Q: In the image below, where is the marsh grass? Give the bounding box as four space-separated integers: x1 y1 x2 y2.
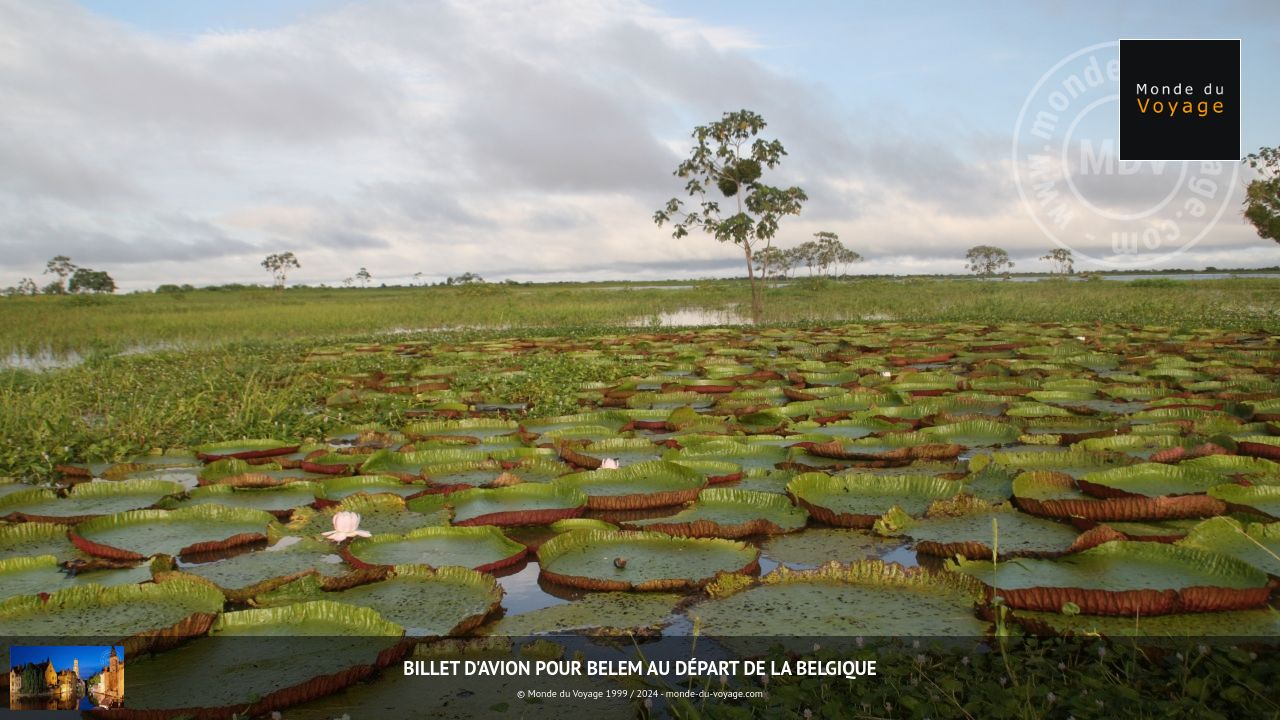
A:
2 278 1277 358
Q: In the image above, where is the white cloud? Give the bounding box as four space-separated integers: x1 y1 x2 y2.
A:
0 0 1271 292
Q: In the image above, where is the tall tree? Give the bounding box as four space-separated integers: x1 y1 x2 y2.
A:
1243 147 1280 244
1039 248 1074 274
43 255 77 294
965 245 1014 277
68 268 116 294
654 110 807 322
355 267 372 287
261 252 300 290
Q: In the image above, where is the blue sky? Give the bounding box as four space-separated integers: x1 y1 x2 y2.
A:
1 1 1277 290
10 645 123 679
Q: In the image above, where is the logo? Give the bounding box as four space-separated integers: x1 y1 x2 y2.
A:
1012 41 1239 267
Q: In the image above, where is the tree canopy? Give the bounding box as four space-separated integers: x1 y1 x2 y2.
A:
654 109 807 321
1243 147 1280 244
965 245 1014 277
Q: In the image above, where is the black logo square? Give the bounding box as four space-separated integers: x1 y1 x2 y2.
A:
1119 39 1240 161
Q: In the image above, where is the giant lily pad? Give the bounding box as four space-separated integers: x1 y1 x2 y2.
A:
786 472 962 528
1209 483 1280 519
917 420 1020 446
1078 463 1223 498
553 460 707 510
0 522 76 562
71 505 279 561
408 483 587 526
171 481 324 517
879 501 1088 559
322 474 429 500
195 439 301 461
949 540 1272 615
359 449 488 480
688 561 987 638
290 494 450 538
255 565 501 637
161 536 349 601
0 554 152 602
537 530 759 591
620 488 808 538
487 592 683 636
1013 470 1226 521
761 529 900 569
0 479 184 523
1177 517 1280 576
344 526 526 573
0 576 224 644
120 601 404 716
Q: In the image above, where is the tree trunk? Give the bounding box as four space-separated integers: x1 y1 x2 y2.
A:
743 244 762 323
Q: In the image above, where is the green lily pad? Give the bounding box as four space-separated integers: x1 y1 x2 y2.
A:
1177 517 1280 576
1209 484 1280 519
72 505 279 560
0 575 224 638
1079 463 1223 497
345 526 526 573
487 592 683 636
0 522 76 562
689 561 987 637
918 420 1020 446
0 479 184 521
322 474 429 500
194 439 300 461
761 529 901 569
950 540 1271 615
537 530 759 591
290 494 450 538
883 503 1083 559
121 601 403 713
620 488 808 537
408 483 587 526
360 449 489 478
0 555 152 602
173 481 324 514
553 460 706 510
786 472 961 528
169 537 349 600
256 564 501 637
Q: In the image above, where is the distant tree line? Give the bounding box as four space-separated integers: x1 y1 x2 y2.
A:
3 255 116 297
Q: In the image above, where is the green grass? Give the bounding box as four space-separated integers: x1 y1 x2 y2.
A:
2 277 1278 358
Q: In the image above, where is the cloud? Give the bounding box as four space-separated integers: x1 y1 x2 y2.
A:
0 0 1274 292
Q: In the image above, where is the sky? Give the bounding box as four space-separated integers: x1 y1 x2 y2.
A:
10 645 122 679
1 0 1278 291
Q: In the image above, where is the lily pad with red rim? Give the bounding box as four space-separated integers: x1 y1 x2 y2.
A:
552 460 707 510
343 526 526 573
71 505 280 561
537 529 759 591
949 540 1272 615
194 439 301 462
619 488 808 538
254 564 501 637
407 483 587 527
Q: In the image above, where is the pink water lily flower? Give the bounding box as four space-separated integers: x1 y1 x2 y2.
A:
322 511 372 542
600 458 620 469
